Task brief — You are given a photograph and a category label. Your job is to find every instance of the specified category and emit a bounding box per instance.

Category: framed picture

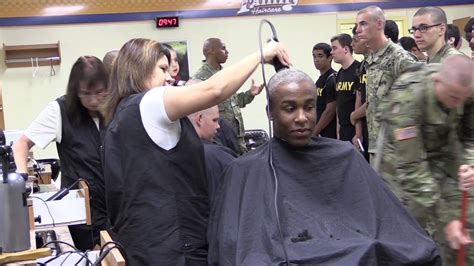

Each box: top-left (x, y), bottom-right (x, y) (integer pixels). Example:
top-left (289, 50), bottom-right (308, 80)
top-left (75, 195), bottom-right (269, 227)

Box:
top-left (163, 40), bottom-right (191, 83)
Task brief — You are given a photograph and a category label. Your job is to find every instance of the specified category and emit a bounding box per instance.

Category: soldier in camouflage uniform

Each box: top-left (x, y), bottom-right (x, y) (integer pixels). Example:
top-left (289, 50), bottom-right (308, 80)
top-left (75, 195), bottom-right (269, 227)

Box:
top-left (410, 6), bottom-right (465, 64)
top-left (355, 6), bottom-right (417, 162)
top-left (193, 38), bottom-right (263, 154)
top-left (377, 55), bottom-right (474, 265)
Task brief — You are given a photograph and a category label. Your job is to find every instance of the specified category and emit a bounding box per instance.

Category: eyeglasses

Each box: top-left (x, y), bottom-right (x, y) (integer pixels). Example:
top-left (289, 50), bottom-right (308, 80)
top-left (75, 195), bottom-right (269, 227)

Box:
top-left (78, 90), bottom-right (107, 100)
top-left (408, 23), bottom-right (442, 34)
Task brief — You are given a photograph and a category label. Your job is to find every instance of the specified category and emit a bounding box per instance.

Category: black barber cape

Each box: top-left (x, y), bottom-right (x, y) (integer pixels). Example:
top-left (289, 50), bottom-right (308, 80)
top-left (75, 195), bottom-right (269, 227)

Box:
top-left (204, 142), bottom-right (237, 208)
top-left (208, 137), bottom-right (440, 265)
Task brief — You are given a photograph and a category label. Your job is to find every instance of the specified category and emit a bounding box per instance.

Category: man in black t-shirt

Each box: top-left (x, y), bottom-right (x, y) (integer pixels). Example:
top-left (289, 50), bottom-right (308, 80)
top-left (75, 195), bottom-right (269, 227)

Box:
top-left (312, 43), bottom-right (337, 138)
top-left (330, 34), bottom-right (360, 142)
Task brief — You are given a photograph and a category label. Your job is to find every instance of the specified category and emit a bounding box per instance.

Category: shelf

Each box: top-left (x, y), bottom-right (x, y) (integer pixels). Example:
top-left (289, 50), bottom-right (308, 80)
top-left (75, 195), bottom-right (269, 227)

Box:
top-left (3, 42), bottom-right (61, 68)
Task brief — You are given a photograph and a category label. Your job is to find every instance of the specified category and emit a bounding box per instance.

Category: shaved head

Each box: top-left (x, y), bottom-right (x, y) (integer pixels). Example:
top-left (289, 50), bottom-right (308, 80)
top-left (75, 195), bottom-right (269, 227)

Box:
top-left (414, 6), bottom-right (447, 25)
top-left (357, 6), bottom-right (385, 24)
top-left (433, 55), bottom-right (474, 108)
top-left (203, 38), bottom-right (223, 57)
top-left (188, 105), bottom-right (220, 142)
top-left (440, 55), bottom-right (473, 89)
top-left (356, 5), bottom-right (387, 49)
top-left (267, 69), bottom-right (317, 146)
top-left (188, 105), bottom-right (219, 119)
top-left (202, 38), bottom-right (228, 64)
top-left (268, 69), bottom-right (315, 109)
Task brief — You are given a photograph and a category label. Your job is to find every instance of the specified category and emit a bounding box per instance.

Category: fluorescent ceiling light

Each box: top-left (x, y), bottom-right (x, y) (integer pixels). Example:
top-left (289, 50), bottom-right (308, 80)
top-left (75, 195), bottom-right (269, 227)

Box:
top-left (42, 5), bottom-right (84, 16)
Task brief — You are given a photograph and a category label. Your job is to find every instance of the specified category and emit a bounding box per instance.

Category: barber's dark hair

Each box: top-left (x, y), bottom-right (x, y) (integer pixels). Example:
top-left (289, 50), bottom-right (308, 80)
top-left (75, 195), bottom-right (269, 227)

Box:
top-left (331, 33), bottom-right (353, 53)
top-left (161, 43), bottom-right (174, 65)
top-left (414, 6), bottom-right (447, 25)
top-left (384, 20), bottom-right (399, 43)
top-left (399, 36), bottom-right (419, 51)
top-left (161, 43), bottom-right (172, 50)
top-left (446, 24), bottom-right (461, 47)
top-left (103, 38), bottom-right (171, 124)
top-left (312, 43), bottom-right (332, 58)
top-left (66, 56), bottom-right (108, 126)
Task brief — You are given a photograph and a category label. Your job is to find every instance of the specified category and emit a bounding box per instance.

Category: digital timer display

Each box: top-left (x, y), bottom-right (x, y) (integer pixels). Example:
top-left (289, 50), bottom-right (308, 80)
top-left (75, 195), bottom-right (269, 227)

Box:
top-left (156, 16), bottom-right (179, 28)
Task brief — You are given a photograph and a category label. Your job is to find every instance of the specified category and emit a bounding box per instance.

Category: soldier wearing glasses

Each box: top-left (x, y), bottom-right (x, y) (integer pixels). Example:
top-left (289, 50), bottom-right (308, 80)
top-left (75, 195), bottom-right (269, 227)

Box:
top-left (411, 6), bottom-right (465, 64)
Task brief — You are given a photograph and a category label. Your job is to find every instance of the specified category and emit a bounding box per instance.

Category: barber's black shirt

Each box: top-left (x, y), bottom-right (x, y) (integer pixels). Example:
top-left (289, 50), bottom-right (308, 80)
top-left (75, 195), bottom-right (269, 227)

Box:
top-left (56, 97), bottom-right (108, 248)
top-left (103, 93), bottom-right (209, 265)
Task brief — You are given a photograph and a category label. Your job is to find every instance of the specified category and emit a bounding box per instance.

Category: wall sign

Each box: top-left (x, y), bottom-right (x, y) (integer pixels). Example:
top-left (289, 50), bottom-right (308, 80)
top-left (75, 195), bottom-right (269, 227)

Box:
top-left (2, 0), bottom-right (473, 26)
top-left (237, 0), bottom-right (299, 15)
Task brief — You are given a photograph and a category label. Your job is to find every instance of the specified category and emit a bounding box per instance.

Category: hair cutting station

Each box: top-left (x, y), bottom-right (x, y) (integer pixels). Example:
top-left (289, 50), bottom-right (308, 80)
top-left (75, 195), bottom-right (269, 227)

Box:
top-left (0, 139), bottom-right (124, 265)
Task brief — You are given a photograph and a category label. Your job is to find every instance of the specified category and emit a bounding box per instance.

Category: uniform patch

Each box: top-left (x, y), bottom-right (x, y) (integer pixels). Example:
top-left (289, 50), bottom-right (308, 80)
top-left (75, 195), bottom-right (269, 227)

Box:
top-left (394, 126), bottom-right (417, 141)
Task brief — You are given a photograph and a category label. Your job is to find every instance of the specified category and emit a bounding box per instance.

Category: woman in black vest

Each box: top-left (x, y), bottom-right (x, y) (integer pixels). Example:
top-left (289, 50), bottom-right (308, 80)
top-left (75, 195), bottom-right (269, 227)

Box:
top-left (101, 38), bottom-right (290, 265)
top-left (13, 56), bottom-right (109, 251)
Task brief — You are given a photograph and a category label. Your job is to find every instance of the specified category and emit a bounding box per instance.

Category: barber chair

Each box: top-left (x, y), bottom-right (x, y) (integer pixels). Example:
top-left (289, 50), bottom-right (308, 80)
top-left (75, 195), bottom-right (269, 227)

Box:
top-left (244, 129), bottom-right (269, 151)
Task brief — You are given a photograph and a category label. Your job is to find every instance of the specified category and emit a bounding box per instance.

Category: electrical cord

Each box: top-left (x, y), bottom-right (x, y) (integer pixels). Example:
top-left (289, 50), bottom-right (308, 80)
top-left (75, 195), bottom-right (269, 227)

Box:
top-left (40, 240), bottom-right (94, 266)
top-left (68, 177), bottom-right (88, 191)
top-left (93, 241), bottom-right (128, 266)
top-left (38, 250), bottom-right (94, 266)
top-left (40, 239), bottom-right (127, 265)
top-left (31, 196), bottom-right (55, 227)
top-left (76, 250), bottom-right (90, 266)
top-left (36, 177), bottom-right (95, 248)
top-left (59, 251), bottom-right (73, 265)
top-left (34, 177), bottom-right (99, 265)
top-left (46, 175), bottom-right (95, 258)
top-left (46, 177), bottom-right (91, 201)
top-left (258, 19), bottom-right (290, 266)
top-left (42, 240), bottom-right (78, 250)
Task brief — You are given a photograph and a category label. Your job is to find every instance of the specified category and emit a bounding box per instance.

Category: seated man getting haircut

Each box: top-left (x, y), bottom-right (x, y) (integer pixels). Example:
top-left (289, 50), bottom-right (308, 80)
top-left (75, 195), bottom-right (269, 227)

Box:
top-left (208, 69), bottom-right (440, 265)
top-left (188, 104), bottom-right (237, 207)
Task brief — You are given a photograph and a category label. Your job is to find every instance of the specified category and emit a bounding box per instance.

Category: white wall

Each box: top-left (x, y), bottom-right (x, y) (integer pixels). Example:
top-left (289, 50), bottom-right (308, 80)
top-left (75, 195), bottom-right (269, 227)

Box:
top-left (0, 29), bottom-right (5, 133)
top-left (1, 4), bottom-right (472, 158)
top-left (0, 29), bottom-right (4, 91)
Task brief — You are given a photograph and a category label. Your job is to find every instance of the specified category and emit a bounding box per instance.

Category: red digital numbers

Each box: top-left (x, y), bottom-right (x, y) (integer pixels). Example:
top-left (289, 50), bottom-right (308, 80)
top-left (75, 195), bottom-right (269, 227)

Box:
top-left (156, 17), bottom-right (179, 28)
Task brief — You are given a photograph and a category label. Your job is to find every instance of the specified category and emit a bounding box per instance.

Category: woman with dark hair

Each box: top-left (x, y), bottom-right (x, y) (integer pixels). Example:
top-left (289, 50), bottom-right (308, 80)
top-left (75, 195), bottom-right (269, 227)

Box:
top-left (102, 38), bottom-right (289, 265)
top-left (13, 56), bottom-right (109, 251)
